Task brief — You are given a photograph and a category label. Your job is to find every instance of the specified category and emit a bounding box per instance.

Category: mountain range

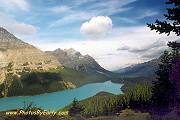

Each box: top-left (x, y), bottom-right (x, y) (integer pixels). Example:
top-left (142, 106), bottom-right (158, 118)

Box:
top-left (115, 59), bottom-right (160, 80)
top-left (46, 48), bottom-right (113, 76)
top-left (0, 27), bottom-right (116, 97)
top-left (0, 27), bottom-right (161, 97)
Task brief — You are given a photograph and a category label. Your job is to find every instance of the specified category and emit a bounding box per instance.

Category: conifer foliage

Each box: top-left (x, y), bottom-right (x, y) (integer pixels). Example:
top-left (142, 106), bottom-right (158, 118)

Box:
top-left (147, 0), bottom-right (180, 110)
top-left (147, 0), bottom-right (180, 36)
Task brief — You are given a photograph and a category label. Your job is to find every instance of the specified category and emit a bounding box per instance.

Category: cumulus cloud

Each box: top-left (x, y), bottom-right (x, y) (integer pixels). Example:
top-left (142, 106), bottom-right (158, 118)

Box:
top-left (80, 16), bottom-right (112, 38)
top-left (0, 0), bottom-right (30, 11)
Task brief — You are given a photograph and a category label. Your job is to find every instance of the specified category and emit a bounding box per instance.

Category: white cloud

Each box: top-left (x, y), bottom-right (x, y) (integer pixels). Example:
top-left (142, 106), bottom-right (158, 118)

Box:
top-left (80, 16), bottom-right (112, 38)
top-left (0, 12), bottom-right (37, 36)
top-left (0, 0), bottom-right (30, 11)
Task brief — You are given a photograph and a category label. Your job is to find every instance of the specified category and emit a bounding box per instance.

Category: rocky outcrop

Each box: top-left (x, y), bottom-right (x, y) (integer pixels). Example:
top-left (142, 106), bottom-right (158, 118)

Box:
top-left (63, 81), bottom-right (76, 89)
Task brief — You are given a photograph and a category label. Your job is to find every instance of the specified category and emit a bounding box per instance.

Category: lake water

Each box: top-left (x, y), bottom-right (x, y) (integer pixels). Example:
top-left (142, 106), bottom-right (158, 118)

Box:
top-left (0, 81), bottom-right (123, 112)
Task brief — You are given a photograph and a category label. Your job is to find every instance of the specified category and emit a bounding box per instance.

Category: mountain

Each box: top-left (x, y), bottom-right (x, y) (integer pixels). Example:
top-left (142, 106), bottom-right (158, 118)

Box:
top-left (111, 59), bottom-right (160, 92)
top-left (0, 27), bottom-right (66, 97)
top-left (115, 59), bottom-right (160, 80)
top-left (46, 48), bottom-right (114, 77)
top-left (0, 27), bottom-right (116, 97)
top-left (0, 27), bottom-right (62, 76)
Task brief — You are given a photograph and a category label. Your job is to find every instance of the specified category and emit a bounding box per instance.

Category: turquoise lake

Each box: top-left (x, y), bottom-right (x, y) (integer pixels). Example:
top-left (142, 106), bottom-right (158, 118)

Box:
top-left (0, 81), bottom-right (123, 111)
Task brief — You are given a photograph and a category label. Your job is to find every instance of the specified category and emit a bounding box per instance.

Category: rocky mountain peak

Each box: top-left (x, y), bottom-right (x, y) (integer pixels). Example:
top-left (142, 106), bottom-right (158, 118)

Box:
top-left (55, 48), bottom-right (62, 51)
top-left (0, 27), bottom-right (9, 33)
top-left (65, 48), bottom-right (76, 52)
top-left (64, 48), bottom-right (81, 57)
top-left (0, 27), bottom-right (26, 50)
top-left (46, 48), bottom-right (110, 75)
top-left (65, 48), bottom-right (77, 53)
top-left (53, 48), bottom-right (64, 53)
top-left (84, 54), bottom-right (93, 59)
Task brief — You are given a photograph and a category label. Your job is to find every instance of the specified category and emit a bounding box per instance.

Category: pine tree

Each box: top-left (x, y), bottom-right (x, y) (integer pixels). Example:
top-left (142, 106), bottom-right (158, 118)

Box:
top-left (152, 51), bottom-right (175, 108)
top-left (147, 0), bottom-right (180, 36)
top-left (69, 98), bottom-right (84, 116)
top-left (147, 0), bottom-right (180, 110)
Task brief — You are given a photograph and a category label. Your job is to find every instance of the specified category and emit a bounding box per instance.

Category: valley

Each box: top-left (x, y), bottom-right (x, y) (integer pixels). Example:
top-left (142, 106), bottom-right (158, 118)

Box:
top-left (0, 27), bottom-right (121, 98)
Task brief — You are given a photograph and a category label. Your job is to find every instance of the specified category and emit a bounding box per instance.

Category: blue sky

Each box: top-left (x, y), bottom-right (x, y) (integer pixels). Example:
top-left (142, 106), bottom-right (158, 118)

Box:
top-left (0, 0), bottom-right (177, 70)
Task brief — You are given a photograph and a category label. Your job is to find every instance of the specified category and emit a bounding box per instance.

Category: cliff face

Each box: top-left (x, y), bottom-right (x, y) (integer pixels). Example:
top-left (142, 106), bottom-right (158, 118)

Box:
top-left (0, 27), bottom-right (62, 83)
top-left (46, 48), bottom-right (112, 76)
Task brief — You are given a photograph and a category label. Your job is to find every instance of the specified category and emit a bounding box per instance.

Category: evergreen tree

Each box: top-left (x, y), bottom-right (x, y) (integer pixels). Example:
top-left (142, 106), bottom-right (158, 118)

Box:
top-left (167, 41), bottom-right (180, 57)
top-left (152, 51), bottom-right (175, 108)
top-left (69, 98), bottom-right (84, 116)
top-left (147, 0), bottom-right (180, 109)
top-left (147, 0), bottom-right (180, 36)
